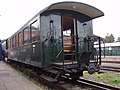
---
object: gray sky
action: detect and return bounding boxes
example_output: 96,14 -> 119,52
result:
0,0 -> 120,40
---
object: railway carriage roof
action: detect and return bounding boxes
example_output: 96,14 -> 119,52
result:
9,2 -> 104,38
44,1 -> 104,20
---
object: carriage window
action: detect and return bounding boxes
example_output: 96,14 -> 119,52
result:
12,36 -> 15,47
15,35 -> 18,47
23,27 -> 29,44
18,32 -> 22,46
8,39 -> 10,49
30,20 -> 39,42
10,38 -> 12,48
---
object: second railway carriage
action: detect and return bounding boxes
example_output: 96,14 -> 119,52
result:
5,1 -> 104,78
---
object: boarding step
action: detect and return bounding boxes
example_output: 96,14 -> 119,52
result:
64,52 -> 76,60
40,75 -> 58,83
64,53 -> 76,56
64,44 -> 76,46
43,68 -> 59,75
63,35 -> 77,37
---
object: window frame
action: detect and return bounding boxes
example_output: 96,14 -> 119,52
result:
23,27 -> 29,45
18,31 -> 23,46
30,19 -> 39,42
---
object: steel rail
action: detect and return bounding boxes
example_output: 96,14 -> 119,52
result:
101,66 -> 120,72
77,78 -> 120,90
102,61 -> 120,64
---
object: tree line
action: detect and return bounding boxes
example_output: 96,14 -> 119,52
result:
104,33 -> 120,43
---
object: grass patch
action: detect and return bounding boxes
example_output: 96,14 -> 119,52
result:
84,71 -> 120,84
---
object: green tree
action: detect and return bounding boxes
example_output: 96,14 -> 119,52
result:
116,37 -> 120,42
105,33 -> 115,43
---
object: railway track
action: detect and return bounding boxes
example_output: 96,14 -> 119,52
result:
101,61 -> 120,72
22,70 -> 120,90
102,61 -> 120,64
77,78 -> 119,90
101,66 -> 120,72
6,61 -> 120,90
57,75 -> 120,90
36,74 -> 120,90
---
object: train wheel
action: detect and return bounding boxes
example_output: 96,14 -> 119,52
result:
87,64 -> 96,74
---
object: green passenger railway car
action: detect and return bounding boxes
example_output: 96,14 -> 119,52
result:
4,1 -> 104,79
